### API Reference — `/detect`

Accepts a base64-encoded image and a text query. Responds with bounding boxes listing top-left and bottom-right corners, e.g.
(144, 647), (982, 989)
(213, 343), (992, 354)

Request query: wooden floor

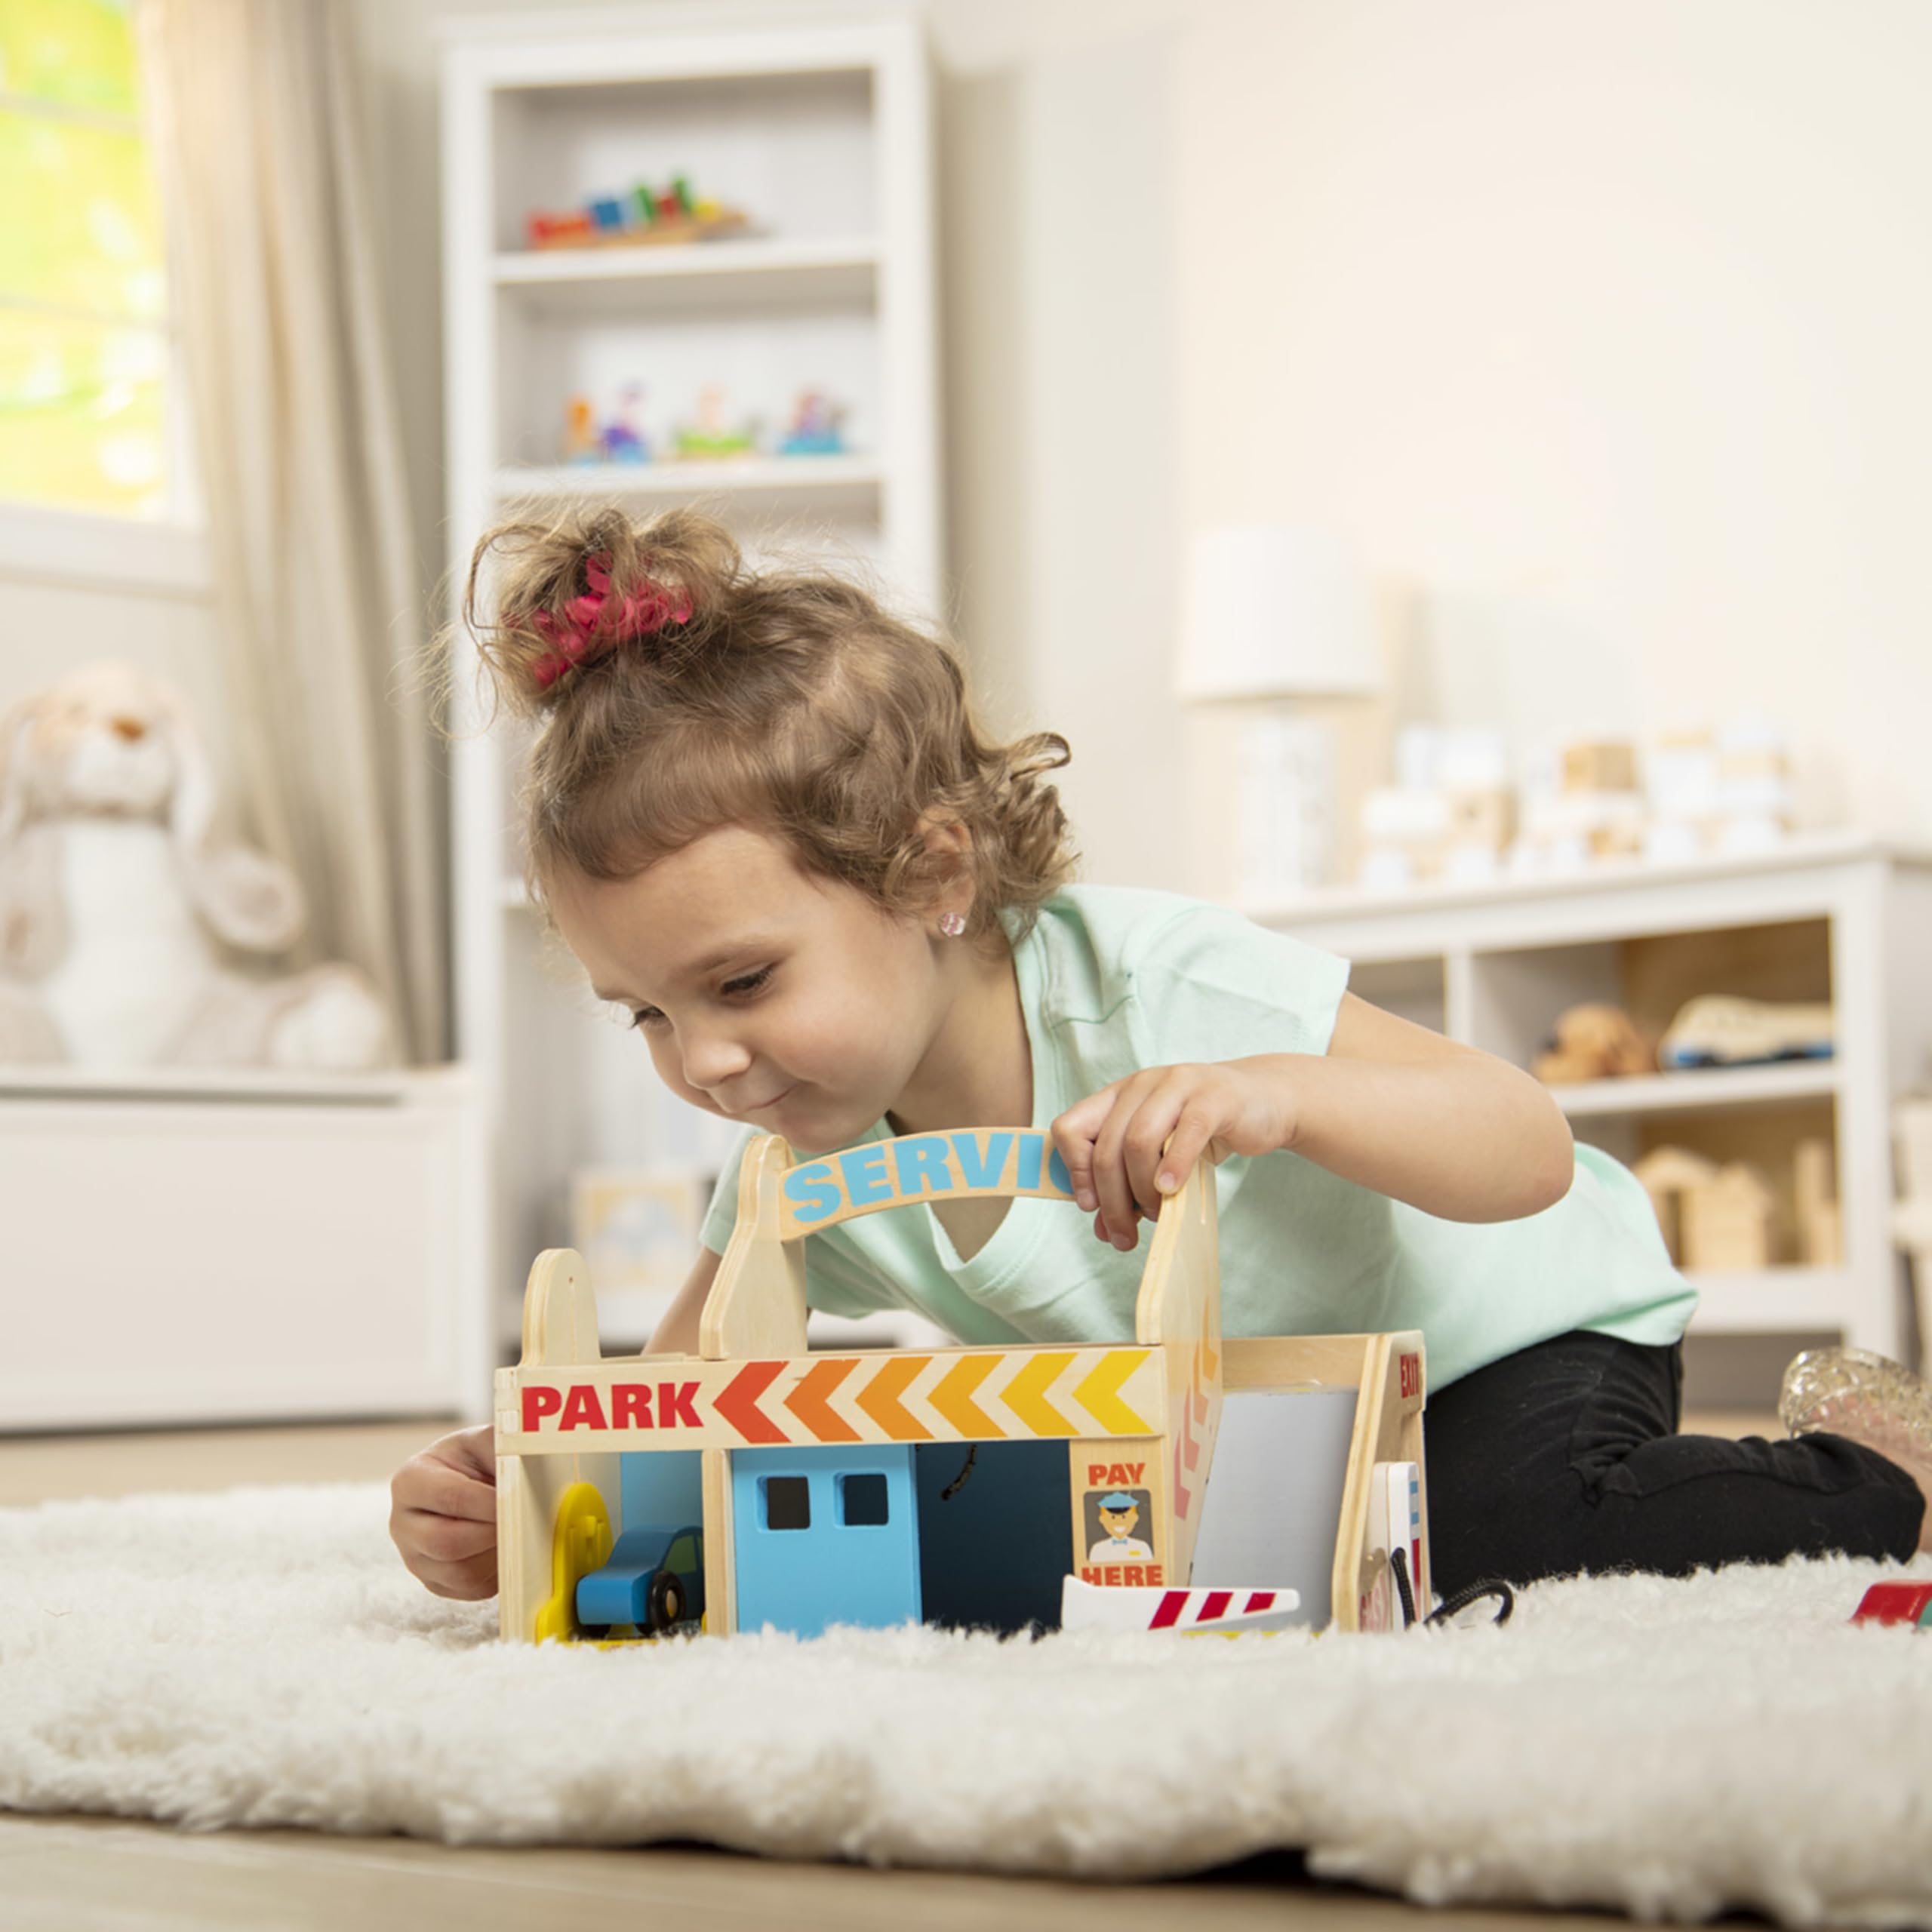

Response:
(0, 1414), (1774, 1932)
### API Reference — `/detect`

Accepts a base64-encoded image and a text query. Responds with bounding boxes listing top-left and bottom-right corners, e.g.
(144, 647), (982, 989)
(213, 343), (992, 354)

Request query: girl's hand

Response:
(389, 1422), (498, 1600)
(1051, 1060), (1294, 1251)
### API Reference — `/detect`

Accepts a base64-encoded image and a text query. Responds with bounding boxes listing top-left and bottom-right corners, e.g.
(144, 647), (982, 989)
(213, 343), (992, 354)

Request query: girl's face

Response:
(547, 823), (962, 1155)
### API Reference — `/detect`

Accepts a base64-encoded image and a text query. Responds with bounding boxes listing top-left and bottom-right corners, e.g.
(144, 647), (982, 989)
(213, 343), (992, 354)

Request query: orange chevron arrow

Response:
(715, 1359), (788, 1444)
(928, 1352), (1004, 1438)
(852, 1353), (932, 1440)
(1071, 1350), (1152, 1434)
(783, 1357), (861, 1442)
(1003, 1351), (1078, 1436)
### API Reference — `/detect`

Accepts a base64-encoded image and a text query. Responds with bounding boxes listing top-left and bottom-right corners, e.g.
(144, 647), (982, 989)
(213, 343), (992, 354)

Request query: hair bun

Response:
(529, 554), (695, 690)
(460, 504), (740, 714)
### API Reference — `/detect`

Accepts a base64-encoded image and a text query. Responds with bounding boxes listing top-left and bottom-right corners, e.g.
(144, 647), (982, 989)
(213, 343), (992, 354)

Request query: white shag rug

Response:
(3, 1482), (1930, 1927)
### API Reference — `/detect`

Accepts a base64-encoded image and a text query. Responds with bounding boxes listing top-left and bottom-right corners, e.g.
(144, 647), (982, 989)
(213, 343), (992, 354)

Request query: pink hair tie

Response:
(529, 554), (694, 690)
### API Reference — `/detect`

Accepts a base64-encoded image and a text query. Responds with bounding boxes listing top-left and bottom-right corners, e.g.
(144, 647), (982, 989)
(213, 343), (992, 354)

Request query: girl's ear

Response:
(164, 699), (308, 953)
(0, 699), (69, 976)
(915, 812), (974, 874)
(912, 813), (975, 925)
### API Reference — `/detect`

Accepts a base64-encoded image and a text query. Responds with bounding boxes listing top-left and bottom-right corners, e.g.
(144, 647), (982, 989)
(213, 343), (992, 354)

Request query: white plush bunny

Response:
(0, 660), (393, 1070)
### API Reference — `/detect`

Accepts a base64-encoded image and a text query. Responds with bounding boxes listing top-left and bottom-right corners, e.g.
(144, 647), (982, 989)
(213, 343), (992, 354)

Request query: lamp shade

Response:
(1176, 525), (1380, 701)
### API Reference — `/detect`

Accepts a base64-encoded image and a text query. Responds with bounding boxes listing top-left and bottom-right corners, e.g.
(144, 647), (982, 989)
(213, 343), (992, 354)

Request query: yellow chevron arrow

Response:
(1002, 1351), (1078, 1436)
(853, 1352), (932, 1440)
(1071, 1349), (1153, 1435)
(929, 1352), (1004, 1438)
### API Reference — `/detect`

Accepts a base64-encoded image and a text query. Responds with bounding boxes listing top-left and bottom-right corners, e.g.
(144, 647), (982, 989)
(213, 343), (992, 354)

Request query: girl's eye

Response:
(626, 968), (771, 1033)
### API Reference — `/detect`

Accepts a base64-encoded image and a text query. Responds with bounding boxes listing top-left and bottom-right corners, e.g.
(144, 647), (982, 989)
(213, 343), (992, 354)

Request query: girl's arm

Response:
(1274, 991), (1575, 1220)
(1052, 992), (1575, 1249)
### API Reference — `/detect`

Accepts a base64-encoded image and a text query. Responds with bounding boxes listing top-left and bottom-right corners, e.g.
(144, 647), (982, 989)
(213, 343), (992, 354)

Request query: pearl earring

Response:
(937, 911), (967, 938)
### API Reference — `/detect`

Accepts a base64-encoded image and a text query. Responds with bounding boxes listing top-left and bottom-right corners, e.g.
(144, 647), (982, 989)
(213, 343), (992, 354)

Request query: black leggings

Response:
(1424, 1330), (1925, 1599)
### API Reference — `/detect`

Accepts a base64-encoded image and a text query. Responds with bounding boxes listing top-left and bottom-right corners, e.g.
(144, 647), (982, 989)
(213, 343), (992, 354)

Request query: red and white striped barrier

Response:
(1060, 1574), (1303, 1635)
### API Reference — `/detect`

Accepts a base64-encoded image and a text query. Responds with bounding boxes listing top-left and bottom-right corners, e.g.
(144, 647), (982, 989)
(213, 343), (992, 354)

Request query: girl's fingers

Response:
(1153, 1100), (1221, 1199)
(1051, 1085), (1121, 1214)
(1120, 1080), (1196, 1212)
(395, 1506), (497, 1566)
(411, 1550), (499, 1601)
(1093, 1075), (1172, 1247)
(1088, 1094), (1139, 1247)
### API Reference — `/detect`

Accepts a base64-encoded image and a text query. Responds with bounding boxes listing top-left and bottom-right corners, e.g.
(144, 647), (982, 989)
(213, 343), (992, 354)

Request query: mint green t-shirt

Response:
(699, 884), (1697, 1389)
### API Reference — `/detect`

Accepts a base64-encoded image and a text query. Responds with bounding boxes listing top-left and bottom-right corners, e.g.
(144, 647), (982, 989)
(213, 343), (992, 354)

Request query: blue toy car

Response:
(576, 1523), (706, 1636)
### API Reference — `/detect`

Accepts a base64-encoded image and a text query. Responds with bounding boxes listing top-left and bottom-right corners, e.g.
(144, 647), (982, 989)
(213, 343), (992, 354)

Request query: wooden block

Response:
(1680, 1162), (1777, 1271)
(1561, 741), (1638, 793)
(1793, 1137), (1841, 1266)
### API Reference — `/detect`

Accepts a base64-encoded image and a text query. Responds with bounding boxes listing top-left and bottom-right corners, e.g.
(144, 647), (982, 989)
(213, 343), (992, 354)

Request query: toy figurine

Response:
(673, 386), (757, 460)
(777, 389), (848, 456)
(561, 396), (601, 466)
(600, 383), (650, 463)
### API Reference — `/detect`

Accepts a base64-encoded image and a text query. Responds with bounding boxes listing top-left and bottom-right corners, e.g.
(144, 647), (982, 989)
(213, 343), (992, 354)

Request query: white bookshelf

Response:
(440, 12), (942, 1352)
(1244, 834), (1932, 1374)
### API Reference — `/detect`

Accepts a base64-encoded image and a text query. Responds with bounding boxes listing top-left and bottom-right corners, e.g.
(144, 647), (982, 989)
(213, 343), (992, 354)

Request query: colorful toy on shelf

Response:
(561, 395), (601, 466)
(1531, 1002), (1656, 1085)
(525, 175), (752, 251)
(777, 389), (848, 457)
(561, 385), (652, 466)
(672, 386), (757, 461)
(1657, 995), (1836, 1069)
(493, 1128), (1432, 1646)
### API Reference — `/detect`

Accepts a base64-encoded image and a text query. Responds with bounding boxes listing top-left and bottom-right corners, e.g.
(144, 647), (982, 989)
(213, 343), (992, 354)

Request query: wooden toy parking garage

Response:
(494, 1128), (1431, 1643)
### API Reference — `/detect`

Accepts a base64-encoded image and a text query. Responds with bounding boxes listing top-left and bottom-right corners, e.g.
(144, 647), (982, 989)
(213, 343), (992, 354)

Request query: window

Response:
(0, 0), (175, 520)
(761, 1475), (811, 1531)
(838, 1472), (889, 1527)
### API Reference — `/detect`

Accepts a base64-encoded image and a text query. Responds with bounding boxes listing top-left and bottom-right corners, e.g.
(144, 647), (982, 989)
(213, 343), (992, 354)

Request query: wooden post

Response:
(495, 1248), (623, 1643)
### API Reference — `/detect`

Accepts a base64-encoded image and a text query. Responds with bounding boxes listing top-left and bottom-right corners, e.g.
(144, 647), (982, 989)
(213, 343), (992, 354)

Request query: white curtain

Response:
(139, 0), (447, 1063)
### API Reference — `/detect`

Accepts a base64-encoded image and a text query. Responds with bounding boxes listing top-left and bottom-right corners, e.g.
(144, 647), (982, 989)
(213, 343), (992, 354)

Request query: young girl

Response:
(390, 506), (1930, 1606)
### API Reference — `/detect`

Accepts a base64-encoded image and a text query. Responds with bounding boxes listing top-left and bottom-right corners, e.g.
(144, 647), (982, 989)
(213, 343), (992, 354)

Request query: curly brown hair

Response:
(451, 503), (1078, 946)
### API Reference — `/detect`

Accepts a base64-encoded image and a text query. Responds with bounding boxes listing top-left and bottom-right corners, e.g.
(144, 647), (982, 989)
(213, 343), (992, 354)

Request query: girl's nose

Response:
(679, 1025), (752, 1092)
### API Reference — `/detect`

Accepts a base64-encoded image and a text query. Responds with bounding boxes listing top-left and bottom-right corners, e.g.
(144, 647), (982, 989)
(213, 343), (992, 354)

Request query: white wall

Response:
(935, 11), (1187, 891)
(1173, 0), (1932, 884)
